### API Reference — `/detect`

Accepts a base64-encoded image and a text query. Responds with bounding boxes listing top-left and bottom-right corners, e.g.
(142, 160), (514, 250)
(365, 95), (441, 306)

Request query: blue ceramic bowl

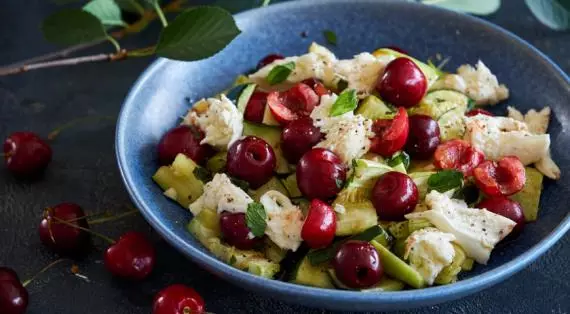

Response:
(116, 0), (570, 311)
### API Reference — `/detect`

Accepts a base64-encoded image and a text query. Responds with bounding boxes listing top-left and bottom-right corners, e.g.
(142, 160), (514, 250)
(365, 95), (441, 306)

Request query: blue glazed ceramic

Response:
(116, 0), (570, 311)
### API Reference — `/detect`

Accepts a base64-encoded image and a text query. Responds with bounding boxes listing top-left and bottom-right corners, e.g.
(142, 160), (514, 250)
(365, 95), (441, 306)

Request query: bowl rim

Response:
(116, 0), (570, 309)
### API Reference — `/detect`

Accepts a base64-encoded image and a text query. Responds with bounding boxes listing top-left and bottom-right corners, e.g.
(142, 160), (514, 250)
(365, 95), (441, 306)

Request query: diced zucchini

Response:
(461, 258), (475, 271)
(263, 238), (288, 263)
(195, 208), (220, 233)
(248, 259), (281, 278)
(242, 121), (291, 174)
(510, 167), (543, 222)
(413, 90), (469, 141)
(281, 173), (302, 198)
(206, 152), (227, 174)
(372, 48), (440, 87)
(371, 240), (425, 289)
(371, 226), (394, 249)
(407, 218), (434, 233)
(434, 244), (466, 285)
(408, 171), (436, 200)
(153, 154), (204, 208)
(327, 268), (405, 291)
(333, 193), (378, 236)
(187, 218), (220, 246)
(392, 238), (406, 260)
(236, 83), (257, 113)
(291, 197), (311, 216)
(356, 95), (394, 119)
(438, 109), (466, 141)
(249, 177), (289, 201)
(348, 159), (399, 190)
(386, 221), (410, 240)
(291, 256), (335, 289)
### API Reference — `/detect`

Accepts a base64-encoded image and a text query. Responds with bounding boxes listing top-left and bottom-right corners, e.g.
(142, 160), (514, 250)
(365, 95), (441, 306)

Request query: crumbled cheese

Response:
(429, 74), (467, 93)
(404, 228), (456, 285)
(310, 94), (352, 127)
(260, 190), (304, 251)
(457, 60), (509, 106)
(405, 190), (516, 264)
(189, 173), (252, 216)
(334, 52), (394, 98)
(316, 114), (373, 164)
(463, 115), (550, 165)
(184, 95), (243, 150)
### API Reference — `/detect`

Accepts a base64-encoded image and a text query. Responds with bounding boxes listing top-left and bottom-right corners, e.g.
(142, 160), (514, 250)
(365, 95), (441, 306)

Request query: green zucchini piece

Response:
(282, 173), (302, 198)
(407, 218), (434, 233)
(206, 151), (227, 173)
(348, 159), (398, 190)
(510, 167), (543, 222)
(373, 48), (439, 87)
(242, 121), (291, 174)
(195, 208), (220, 233)
(334, 199), (378, 236)
(236, 83), (257, 113)
(386, 221), (410, 240)
(249, 177), (289, 202)
(153, 154), (204, 208)
(408, 171), (436, 200)
(413, 90), (469, 141)
(434, 244), (466, 285)
(355, 95), (394, 119)
(291, 198), (311, 216)
(327, 269), (405, 291)
(438, 109), (466, 141)
(392, 238), (406, 260)
(461, 258), (475, 271)
(291, 256), (335, 289)
(187, 218), (220, 246)
(371, 240), (425, 289)
(263, 238), (288, 263)
(206, 238), (280, 278)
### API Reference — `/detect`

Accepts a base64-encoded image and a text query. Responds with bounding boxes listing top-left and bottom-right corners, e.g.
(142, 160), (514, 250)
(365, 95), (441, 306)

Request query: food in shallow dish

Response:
(151, 43), (560, 290)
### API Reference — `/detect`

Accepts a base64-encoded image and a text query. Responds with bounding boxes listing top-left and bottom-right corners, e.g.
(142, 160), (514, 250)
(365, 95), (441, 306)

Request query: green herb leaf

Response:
(422, 0), (501, 16)
(330, 89), (358, 116)
(266, 61), (295, 85)
(156, 6), (241, 61)
(193, 167), (213, 183)
(230, 177), (250, 191)
(83, 0), (127, 27)
(323, 30), (337, 45)
(246, 202), (267, 237)
(427, 170), (464, 193)
(525, 0), (570, 30)
(42, 9), (108, 46)
(387, 151), (410, 170)
(466, 98), (476, 111)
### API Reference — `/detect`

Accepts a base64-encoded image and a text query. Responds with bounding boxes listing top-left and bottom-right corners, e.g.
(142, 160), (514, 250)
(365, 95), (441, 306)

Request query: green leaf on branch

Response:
(42, 9), (108, 46)
(525, 0), (570, 30)
(156, 6), (241, 61)
(84, 0), (127, 27)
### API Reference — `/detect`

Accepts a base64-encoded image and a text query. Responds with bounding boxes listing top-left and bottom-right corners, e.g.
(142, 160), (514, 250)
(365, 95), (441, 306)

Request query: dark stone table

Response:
(0, 1), (568, 313)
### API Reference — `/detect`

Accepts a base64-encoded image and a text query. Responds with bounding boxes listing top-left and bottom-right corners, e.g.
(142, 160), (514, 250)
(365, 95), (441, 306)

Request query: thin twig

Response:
(52, 216), (116, 244)
(22, 259), (69, 288)
(87, 208), (139, 225)
(47, 114), (116, 140)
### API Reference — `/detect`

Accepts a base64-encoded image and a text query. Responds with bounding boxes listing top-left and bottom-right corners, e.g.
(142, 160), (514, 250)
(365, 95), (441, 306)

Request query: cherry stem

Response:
(87, 208), (139, 225)
(47, 115), (116, 141)
(52, 216), (116, 245)
(22, 259), (69, 288)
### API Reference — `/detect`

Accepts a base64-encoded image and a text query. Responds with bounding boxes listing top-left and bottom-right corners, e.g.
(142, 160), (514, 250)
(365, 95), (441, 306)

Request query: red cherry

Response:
(434, 139), (485, 177)
(371, 171), (418, 221)
(0, 267), (28, 314)
(38, 203), (91, 255)
(257, 54), (284, 70)
(296, 148), (347, 200)
(3, 132), (52, 177)
(383, 46), (409, 55)
(466, 109), (493, 117)
(476, 197), (525, 236)
(369, 107), (409, 157)
(152, 284), (205, 314)
(301, 199), (337, 249)
(104, 232), (155, 280)
(332, 241), (383, 289)
(267, 83), (319, 125)
(301, 78), (331, 97)
(219, 212), (261, 250)
(377, 58), (427, 108)
(243, 91), (267, 123)
(281, 117), (323, 164)
(473, 156), (526, 197)
(405, 114), (440, 160)
(226, 136), (276, 189)
(157, 126), (215, 166)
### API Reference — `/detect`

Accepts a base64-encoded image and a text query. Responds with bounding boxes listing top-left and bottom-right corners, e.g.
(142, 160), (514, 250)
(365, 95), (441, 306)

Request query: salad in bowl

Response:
(151, 42), (560, 291)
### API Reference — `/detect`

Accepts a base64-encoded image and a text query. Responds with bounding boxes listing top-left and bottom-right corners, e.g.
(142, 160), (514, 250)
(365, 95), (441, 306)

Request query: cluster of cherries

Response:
(2, 138), (205, 311)
(157, 49), (528, 289)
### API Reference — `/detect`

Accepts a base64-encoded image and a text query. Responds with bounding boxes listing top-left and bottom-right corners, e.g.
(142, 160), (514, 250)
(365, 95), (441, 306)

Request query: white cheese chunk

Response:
(260, 190), (304, 251)
(429, 74), (467, 93)
(316, 114), (373, 164)
(405, 190), (516, 264)
(185, 95), (243, 150)
(463, 115), (550, 165)
(404, 228), (456, 285)
(310, 94), (353, 127)
(334, 52), (394, 98)
(457, 60), (509, 106)
(189, 173), (252, 216)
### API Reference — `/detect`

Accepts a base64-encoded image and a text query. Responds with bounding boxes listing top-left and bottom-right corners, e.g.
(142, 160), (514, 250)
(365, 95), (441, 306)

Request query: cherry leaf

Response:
(84, 0), (127, 27)
(525, 0), (570, 30)
(421, 0), (501, 16)
(156, 6), (241, 61)
(42, 9), (108, 46)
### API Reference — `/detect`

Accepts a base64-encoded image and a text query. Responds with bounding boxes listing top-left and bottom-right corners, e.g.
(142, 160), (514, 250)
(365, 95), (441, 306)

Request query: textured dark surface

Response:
(0, 0), (568, 313)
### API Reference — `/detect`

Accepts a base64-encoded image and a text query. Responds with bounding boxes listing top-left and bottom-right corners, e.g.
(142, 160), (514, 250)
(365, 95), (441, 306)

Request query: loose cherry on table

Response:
(281, 117), (323, 164)
(153, 284), (205, 314)
(376, 57), (427, 108)
(3, 132), (52, 177)
(157, 125), (215, 166)
(333, 241), (383, 289)
(38, 203), (91, 256)
(369, 107), (409, 157)
(0, 267), (28, 314)
(219, 212), (262, 250)
(226, 136), (276, 189)
(301, 199), (336, 249)
(296, 148), (347, 200)
(104, 231), (156, 280)
(371, 171), (418, 221)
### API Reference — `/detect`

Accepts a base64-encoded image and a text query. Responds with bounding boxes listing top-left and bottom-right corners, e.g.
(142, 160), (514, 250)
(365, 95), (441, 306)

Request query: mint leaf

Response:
(330, 89), (358, 116)
(427, 170), (464, 193)
(266, 61), (295, 85)
(83, 0), (127, 27)
(387, 151), (410, 170)
(466, 98), (476, 111)
(156, 6), (241, 61)
(246, 202), (267, 237)
(42, 9), (108, 46)
(323, 30), (337, 45)
(525, 0), (570, 30)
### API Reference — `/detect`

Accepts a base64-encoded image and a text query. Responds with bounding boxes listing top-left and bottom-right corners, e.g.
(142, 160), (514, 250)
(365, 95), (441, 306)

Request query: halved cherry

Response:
(369, 107), (409, 157)
(243, 91), (268, 123)
(434, 139), (485, 176)
(301, 199), (336, 249)
(473, 156), (526, 197)
(302, 78), (331, 97)
(466, 109), (493, 117)
(266, 83), (319, 125)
